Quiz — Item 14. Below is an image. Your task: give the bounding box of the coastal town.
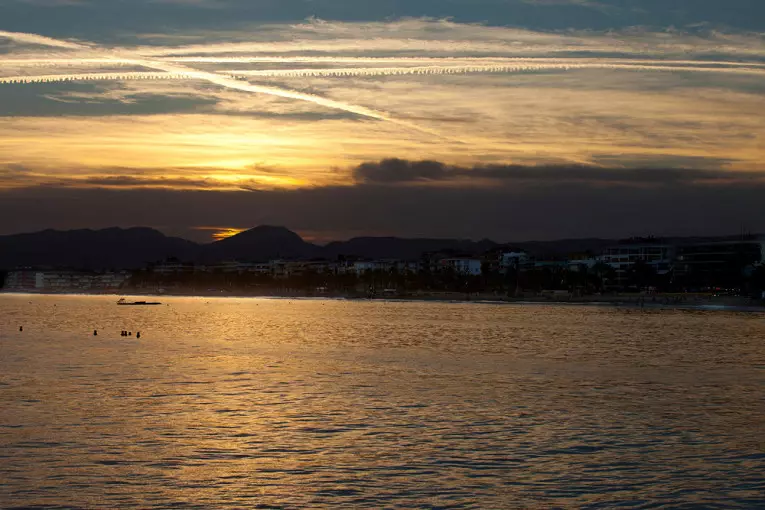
[3,234,765,304]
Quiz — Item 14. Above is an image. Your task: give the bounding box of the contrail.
[0,71,192,84]
[168,56,519,64]
[4,55,764,73]
[109,56,449,136]
[0,58,138,68]
[165,55,765,69]
[4,60,764,86]
[0,30,88,50]
[222,62,765,78]
[0,30,441,136]
[2,29,764,139]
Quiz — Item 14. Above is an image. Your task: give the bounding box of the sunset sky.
[1,0,763,242]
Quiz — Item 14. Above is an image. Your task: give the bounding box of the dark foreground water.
[1,294,764,508]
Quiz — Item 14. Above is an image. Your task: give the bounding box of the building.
[499,251,530,273]
[438,258,483,276]
[567,255,602,273]
[153,261,195,275]
[4,270,37,290]
[3,270,130,291]
[602,242,675,286]
[396,261,420,274]
[674,238,765,288]
[206,261,273,274]
[350,260,404,275]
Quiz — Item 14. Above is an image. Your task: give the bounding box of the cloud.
[0,30,438,135]
[5,158,765,192]
[1,172,764,242]
[355,159,450,183]
[352,159,765,186]
[1,21,764,189]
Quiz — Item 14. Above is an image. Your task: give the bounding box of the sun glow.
[0,22,764,192]
[202,173,307,188]
[195,226,248,241]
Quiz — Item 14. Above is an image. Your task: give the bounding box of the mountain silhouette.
[0,227,198,270]
[0,225,626,272]
[203,225,320,262]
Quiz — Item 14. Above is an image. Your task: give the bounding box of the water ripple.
[1,295,764,507]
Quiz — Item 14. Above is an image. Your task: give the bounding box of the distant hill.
[0,227,514,270]
[1,225,755,272]
[202,225,320,262]
[323,237,498,260]
[0,227,198,270]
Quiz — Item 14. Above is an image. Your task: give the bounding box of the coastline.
[2,288,763,312]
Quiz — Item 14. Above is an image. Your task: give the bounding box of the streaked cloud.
[0,17,764,238]
[2,174,764,242]
[352,159,765,185]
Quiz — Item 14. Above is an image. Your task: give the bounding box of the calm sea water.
[1,294,764,508]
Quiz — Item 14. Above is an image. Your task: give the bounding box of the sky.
[0,0,764,243]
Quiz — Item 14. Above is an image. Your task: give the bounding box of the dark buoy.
[93,329,98,336]
[136,332,141,339]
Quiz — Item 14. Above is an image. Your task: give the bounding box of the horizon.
[2,224,763,247]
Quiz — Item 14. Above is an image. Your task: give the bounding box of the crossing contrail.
[2,28,764,139]
[6,54,765,71]
[222,62,765,78]
[4,60,764,86]
[0,30,88,50]
[0,58,137,68]
[108,56,450,137]
[163,55,765,70]
[0,30,441,136]
[0,71,191,84]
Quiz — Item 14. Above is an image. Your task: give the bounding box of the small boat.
[117,298,161,306]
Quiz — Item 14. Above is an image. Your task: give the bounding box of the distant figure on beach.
[136,332,141,339]
[93,330,98,336]
[19,326,23,332]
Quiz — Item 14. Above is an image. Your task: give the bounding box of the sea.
[1,293,764,508]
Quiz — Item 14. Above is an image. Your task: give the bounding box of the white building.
[4,270,37,290]
[4,270,130,291]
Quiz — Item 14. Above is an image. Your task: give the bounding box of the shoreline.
[2,289,763,312]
